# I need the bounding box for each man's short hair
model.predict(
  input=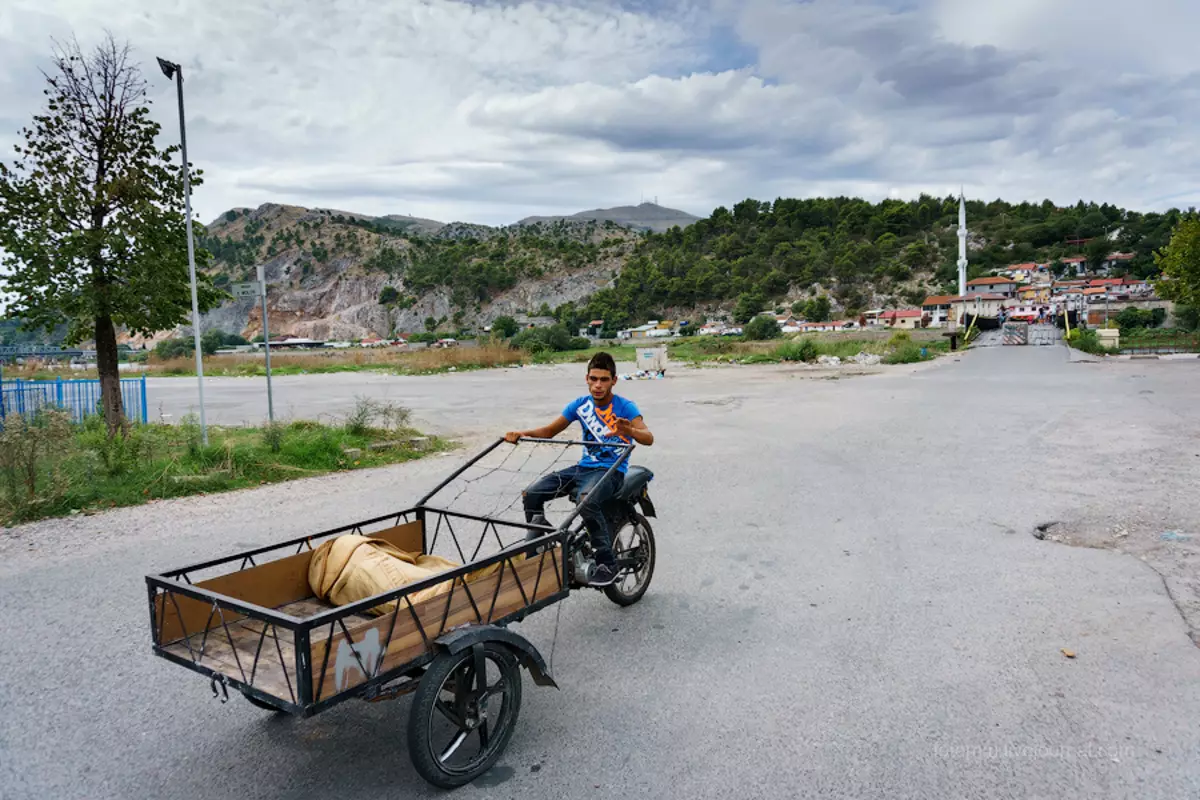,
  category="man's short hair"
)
[587,351,617,378]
